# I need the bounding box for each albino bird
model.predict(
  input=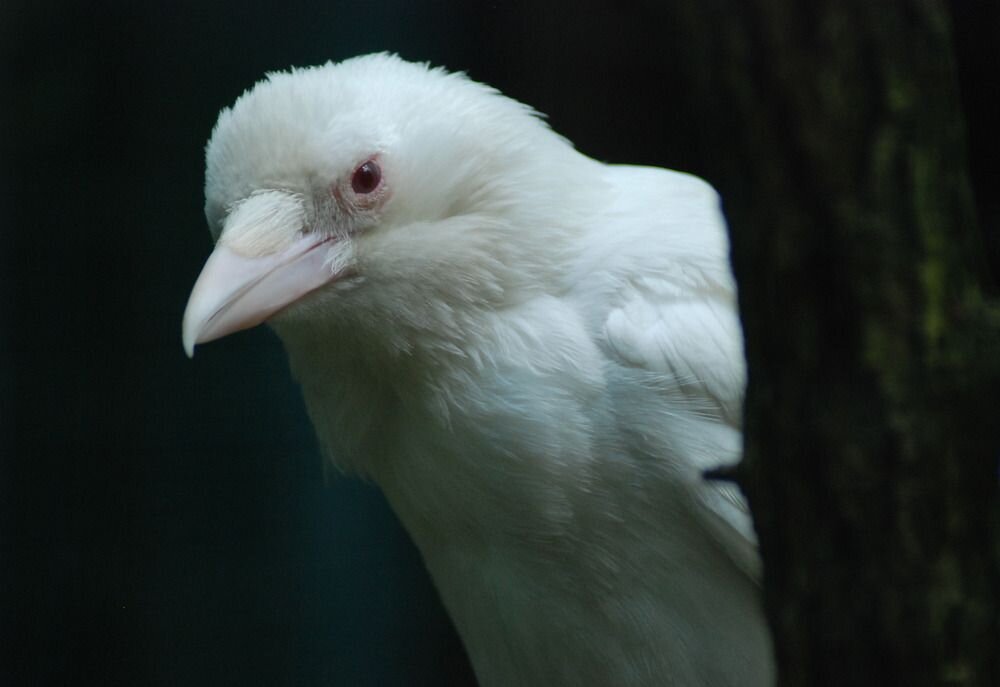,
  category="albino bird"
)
[183,53,773,687]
